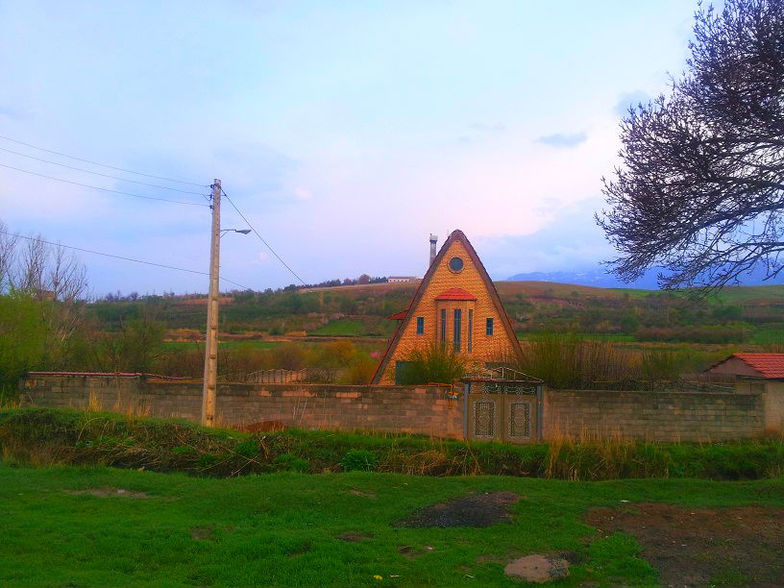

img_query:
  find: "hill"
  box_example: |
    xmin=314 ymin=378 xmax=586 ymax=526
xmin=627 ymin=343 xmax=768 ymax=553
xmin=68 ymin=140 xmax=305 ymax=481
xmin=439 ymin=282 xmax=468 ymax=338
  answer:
xmin=88 ymin=281 xmax=784 ymax=345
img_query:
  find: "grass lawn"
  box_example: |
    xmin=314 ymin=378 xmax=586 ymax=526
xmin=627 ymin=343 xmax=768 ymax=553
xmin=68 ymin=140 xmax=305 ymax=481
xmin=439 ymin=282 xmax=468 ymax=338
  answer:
xmin=2 ymin=464 xmax=782 ymax=587
xmin=310 ymin=319 xmax=367 ymax=336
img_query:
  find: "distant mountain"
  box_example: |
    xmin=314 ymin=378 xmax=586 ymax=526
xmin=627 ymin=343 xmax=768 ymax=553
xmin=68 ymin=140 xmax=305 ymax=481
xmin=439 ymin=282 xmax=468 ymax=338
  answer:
xmin=506 ymin=265 xmax=784 ymax=289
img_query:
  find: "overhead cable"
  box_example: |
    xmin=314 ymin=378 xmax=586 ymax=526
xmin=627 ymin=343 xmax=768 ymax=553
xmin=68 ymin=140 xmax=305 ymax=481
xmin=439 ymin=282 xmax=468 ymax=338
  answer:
xmin=221 ymin=187 xmax=307 ymax=286
xmin=0 ymin=145 xmax=207 ymax=196
xmin=0 ymin=230 xmax=252 ymax=291
xmin=0 ymin=162 xmax=207 ymax=207
xmin=0 ymin=134 xmax=207 ymax=187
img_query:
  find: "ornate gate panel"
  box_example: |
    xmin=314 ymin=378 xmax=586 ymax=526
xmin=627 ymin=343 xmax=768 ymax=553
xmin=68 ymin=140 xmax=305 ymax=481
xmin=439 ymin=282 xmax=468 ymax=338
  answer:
xmin=463 ymin=369 xmax=543 ymax=444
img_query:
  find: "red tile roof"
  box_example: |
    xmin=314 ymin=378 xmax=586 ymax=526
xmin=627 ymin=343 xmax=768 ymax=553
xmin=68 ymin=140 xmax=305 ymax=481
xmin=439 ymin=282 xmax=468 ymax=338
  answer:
xmin=387 ymin=310 xmax=408 ymax=320
xmin=731 ymin=353 xmax=784 ymax=378
xmin=434 ymin=287 xmax=477 ymax=301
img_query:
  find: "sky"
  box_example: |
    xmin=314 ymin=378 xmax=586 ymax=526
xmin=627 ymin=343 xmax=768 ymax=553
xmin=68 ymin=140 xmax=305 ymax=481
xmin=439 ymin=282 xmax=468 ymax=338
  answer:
xmin=0 ymin=1 xmax=700 ymax=297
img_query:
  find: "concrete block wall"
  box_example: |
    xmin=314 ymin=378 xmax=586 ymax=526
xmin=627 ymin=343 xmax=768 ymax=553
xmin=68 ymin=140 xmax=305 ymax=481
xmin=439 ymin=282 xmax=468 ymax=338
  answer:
xmin=18 ymin=373 xmax=776 ymax=442
xmin=543 ymin=388 xmax=765 ymax=441
xmin=19 ymin=374 xmax=462 ymax=438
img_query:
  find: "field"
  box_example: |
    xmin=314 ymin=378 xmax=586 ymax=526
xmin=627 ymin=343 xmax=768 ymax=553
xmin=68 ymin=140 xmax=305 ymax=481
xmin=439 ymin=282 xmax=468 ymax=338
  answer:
xmin=6 ymin=280 xmax=784 ymax=392
xmin=1 ymin=464 xmax=782 ymax=587
xmin=1 ymin=408 xmax=783 ymax=586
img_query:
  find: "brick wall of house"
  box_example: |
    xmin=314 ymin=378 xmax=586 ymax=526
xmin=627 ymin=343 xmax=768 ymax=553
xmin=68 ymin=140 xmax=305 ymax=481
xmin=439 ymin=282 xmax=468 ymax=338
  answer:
xmin=378 ymin=239 xmax=518 ymax=384
xmin=542 ymin=388 xmax=765 ymax=441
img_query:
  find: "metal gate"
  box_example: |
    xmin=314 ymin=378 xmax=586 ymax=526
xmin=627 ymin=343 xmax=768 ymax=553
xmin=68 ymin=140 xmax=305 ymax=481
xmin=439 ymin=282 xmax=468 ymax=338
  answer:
xmin=462 ymin=368 xmax=543 ymax=443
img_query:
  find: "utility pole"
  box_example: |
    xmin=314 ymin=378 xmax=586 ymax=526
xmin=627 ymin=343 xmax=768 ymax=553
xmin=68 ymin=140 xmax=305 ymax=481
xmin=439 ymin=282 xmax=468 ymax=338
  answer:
xmin=201 ymin=179 xmax=221 ymax=427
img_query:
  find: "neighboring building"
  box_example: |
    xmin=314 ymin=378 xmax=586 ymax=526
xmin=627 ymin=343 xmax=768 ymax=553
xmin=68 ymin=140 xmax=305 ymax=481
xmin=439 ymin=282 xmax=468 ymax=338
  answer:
xmin=371 ymin=229 xmax=522 ymax=385
xmin=706 ymin=353 xmax=784 ymax=432
xmin=387 ymin=276 xmax=419 ymax=284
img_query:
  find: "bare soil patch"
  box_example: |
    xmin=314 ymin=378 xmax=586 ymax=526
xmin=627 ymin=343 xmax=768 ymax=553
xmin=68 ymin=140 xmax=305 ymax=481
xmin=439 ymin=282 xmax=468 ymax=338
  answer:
xmin=347 ymin=488 xmax=377 ymax=498
xmin=585 ymin=503 xmax=784 ymax=587
xmin=190 ymin=526 xmax=214 ymax=541
xmin=65 ymin=487 xmax=149 ymax=499
xmin=394 ymin=491 xmax=520 ymax=528
xmin=337 ymin=531 xmax=373 ymax=542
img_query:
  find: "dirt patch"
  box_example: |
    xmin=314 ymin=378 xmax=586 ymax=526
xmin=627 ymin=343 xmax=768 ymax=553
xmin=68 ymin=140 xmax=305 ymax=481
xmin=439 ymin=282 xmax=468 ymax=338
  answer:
xmin=337 ymin=531 xmax=373 ymax=542
xmin=397 ymin=545 xmax=435 ymax=559
xmin=240 ymin=420 xmax=286 ymax=433
xmin=585 ymin=503 xmax=784 ymax=587
xmin=504 ymin=554 xmax=570 ymax=583
xmin=394 ymin=492 xmax=520 ymax=528
xmin=65 ymin=487 xmax=149 ymax=499
xmin=347 ymin=488 xmax=377 ymax=498
xmin=190 ymin=526 xmax=214 ymax=541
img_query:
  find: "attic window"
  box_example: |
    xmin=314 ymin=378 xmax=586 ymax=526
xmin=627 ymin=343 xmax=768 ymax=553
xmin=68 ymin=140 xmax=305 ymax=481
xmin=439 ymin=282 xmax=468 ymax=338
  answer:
xmin=448 ymin=256 xmax=464 ymax=273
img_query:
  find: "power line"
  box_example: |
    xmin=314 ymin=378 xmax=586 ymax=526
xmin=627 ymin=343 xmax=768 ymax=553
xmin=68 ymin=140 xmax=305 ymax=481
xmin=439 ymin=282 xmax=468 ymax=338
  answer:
xmin=0 ymin=162 xmax=207 ymax=207
xmin=0 ymin=229 xmax=252 ymax=291
xmin=0 ymin=134 xmax=207 ymax=187
xmin=220 ymin=187 xmax=307 ymax=286
xmin=0 ymin=145 xmax=207 ymax=197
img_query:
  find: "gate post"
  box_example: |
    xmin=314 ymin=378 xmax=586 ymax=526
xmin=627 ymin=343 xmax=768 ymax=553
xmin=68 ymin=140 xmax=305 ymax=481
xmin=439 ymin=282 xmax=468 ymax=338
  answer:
xmin=462 ymin=380 xmax=470 ymax=440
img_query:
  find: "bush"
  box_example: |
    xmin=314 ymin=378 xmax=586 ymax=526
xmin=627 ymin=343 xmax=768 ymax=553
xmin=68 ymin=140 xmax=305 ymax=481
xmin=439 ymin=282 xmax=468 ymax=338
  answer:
xmin=396 ymin=342 xmax=466 ymax=385
xmin=273 ymin=452 xmax=310 ymax=473
xmin=341 ymin=449 xmax=377 ymax=472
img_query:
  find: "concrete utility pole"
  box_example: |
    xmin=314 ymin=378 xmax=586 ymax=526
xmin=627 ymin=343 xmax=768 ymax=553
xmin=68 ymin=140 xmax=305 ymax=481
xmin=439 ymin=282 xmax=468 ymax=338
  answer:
xmin=201 ymin=179 xmax=221 ymax=427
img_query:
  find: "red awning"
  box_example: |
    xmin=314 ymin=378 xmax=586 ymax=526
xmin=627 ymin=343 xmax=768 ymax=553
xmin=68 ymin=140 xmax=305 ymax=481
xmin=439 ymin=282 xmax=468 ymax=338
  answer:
xmin=434 ymin=287 xmax=477 ymax=301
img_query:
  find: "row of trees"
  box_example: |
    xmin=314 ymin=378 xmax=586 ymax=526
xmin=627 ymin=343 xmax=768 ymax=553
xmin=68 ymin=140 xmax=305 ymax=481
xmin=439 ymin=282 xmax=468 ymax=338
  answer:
xmin=0 ymin=221 xmax=175 ymax=391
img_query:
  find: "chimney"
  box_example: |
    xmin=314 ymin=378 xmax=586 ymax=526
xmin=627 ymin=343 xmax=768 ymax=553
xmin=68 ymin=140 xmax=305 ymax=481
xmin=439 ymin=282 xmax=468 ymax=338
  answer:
xmin=429 ymin=234 xmax=438 ymax=267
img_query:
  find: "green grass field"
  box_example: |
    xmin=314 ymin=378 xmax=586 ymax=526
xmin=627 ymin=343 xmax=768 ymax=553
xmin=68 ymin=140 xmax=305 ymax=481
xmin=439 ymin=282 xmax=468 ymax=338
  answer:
xmin=2 ymin=464 xmax=782 ymax=587
xmin=310 ymin=319 xmax=368 ymax=336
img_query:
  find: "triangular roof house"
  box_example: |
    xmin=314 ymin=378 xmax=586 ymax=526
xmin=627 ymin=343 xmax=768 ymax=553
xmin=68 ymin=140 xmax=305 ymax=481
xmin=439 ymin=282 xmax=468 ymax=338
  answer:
xmin=371 ymin=229 xmax=522 ymax=385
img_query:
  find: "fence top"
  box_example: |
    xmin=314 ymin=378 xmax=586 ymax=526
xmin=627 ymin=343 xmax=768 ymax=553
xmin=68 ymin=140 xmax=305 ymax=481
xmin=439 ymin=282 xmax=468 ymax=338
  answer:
xmin=25 ymin=371 xmax=191 ymax=381
xmin=462 ymin=366 xmax=543 ymax=384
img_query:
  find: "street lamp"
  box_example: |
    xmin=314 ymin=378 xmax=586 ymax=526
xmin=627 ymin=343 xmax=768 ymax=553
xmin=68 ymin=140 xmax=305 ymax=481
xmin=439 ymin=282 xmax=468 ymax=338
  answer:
xmin=221 ymin=228 xmax=251 ymax=237
xmin=201 ymin=181 xmax=250 ymax=427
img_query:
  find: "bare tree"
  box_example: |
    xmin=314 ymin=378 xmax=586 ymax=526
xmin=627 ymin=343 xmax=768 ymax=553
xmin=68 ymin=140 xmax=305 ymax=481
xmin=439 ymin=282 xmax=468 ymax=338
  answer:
xmin=0 ymin=220 xmax=17 ymax=294
xmin=597 ymin=0 xmax=784 ymax=290
xmin=18 ymin=234 xmax=48 ymax=296
xmin=0 ymin=222 xmax=89 ymax=369
xmin=48 ymin=243 xmax=88 ymax=302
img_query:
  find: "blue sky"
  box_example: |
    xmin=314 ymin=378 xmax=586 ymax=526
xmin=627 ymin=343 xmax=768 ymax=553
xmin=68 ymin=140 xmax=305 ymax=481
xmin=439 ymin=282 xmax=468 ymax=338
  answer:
xmin=0 ymin=1 xmax=697 ymax=296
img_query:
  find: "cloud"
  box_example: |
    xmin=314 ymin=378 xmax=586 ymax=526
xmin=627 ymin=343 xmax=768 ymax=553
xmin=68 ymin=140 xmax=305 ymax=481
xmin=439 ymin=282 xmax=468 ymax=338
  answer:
xmin=535 ymin=132 xmax=587 ymax=148
xmin=614 ymin=90 xmax=652 ymax=117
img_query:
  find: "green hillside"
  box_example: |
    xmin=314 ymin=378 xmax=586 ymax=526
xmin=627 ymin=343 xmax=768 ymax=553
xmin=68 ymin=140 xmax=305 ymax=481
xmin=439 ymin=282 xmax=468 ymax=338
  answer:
xmin=88 ymin=281 xmax=784 ymax=345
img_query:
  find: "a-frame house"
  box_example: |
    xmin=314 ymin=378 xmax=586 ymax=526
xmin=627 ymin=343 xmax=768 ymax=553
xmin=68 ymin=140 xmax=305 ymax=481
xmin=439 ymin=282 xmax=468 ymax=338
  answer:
xmin=371 ymin=229 xmax=522 ymax=385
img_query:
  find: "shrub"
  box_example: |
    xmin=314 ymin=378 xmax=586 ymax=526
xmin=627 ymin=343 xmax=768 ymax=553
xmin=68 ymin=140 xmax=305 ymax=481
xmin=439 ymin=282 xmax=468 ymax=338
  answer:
xmin=273 ymin=452 xmax=310 ymax=473
xmin=341 ymin=449 xmax=377 ymax=472
xmin=396 ymin=342 xmax=466 ymax=385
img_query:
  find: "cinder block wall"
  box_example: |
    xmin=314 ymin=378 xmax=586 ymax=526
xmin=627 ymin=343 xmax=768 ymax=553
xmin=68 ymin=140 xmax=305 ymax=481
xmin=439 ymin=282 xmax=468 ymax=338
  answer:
xmin=18 ymin=374 xmax=773 ymax=442
xmin=19 ymin=374 xmax=463 ymax=438
xmin=543 ymin=389 xmax=765 ymax=441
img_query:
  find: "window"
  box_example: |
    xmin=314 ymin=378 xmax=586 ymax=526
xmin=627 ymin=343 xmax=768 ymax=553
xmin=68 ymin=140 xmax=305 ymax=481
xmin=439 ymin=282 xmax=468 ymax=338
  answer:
xmin=486 ymin=317 xmax=494 ymax=336
xmin=440 ymin=309 xmax=447 ymax=344
xmin=448 ymin=256 xmax=464 ymax=273
xmin=468 ymin=309 xmax=473 ymax=352
xmin=416 ymin=316 xmax=424 ymax=335
xmin=453 ymin=309 xmax=462 ymax=351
